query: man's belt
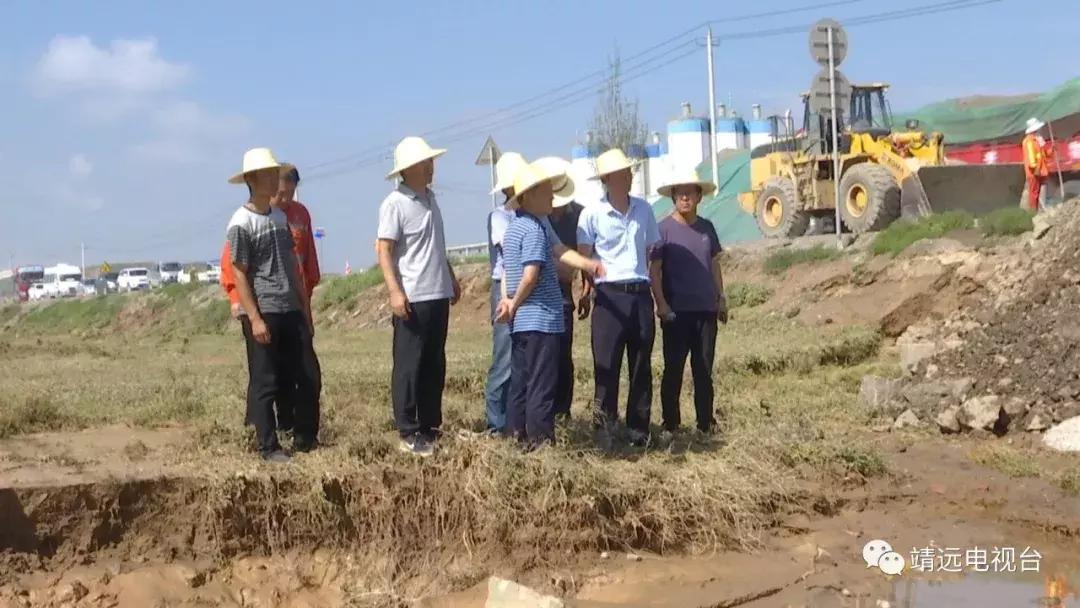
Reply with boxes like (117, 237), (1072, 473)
(598, 280), (650, 294)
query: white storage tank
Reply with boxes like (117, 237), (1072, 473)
(570, 131), (605, 205)
(627, 143), (648, 200)
(667, 102), (709, 176)
(714, 103), (747, 151)
(645, 131), (668, 201)
(746, 104), (774, 154)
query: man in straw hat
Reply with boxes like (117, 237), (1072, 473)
(484, 152), (528, 434)
(225, 147), (318, 463)
(576, 148), (662, 447)
(535, 157), (588, 419)
(496, 160), (603, 448)
(650, 169), (727, 437)
(377, 136), (461, 457)
(221, 163), (322, 437)
(1021, 117), (1055, 211)
(486, 152), (604, 432)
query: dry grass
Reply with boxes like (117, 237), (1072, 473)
(0, 295), (891, 600)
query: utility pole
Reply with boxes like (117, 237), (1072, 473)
(490, 160), (497, 208)
(827, 26), (843, 248)
(80, 242), (86, 278)
(706, 26), (720, 191)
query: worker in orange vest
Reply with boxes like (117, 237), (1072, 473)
(1022, 117), (1054, 211)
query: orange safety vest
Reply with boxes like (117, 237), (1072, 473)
(1022, 134), (1049, 177)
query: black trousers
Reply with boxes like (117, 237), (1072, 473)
(507, 330), (560, 444)
(241, 311), (319, 452)
(555, 299), (575, 417)
(660, 312), (718, 431)
(391, 298), (449, 439)
(590, 283), (655, 433)
(275, 330), (322, 437)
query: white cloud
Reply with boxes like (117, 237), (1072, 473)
(68, 154), (93, 178)
(33, 35), (190, 96)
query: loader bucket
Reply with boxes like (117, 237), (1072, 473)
(899, 163), (1027, 219)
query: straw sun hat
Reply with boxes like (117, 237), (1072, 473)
(657, 167), (717, 198)
(508, 159), (575, 209)
(588, 148), (641, 181)
(490, 152), (528, 194)
(1025, 117), (1046, 134)
(228, 147), (282, 184)
(385, 136), (447, 180)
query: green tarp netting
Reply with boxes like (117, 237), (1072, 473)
(893, 77), (1080, 144)
(652, 150), (763, 244)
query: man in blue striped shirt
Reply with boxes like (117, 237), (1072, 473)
(498, 161), (602, 448)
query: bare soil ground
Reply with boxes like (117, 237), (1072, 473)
(2, 210), (1080, 607)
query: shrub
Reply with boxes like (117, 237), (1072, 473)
(314, 267), (384, 312)
(726, 283), (772, 308)
(871, 211), (975, 256)
(763, 245), (842, 275)
(979, 208), (1034, 237)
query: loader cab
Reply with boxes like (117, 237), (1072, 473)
(848, 83), (894, 137)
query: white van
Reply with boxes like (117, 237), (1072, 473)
(43, 264), (83, 298)
(28, 283), (49, 301)
(118, 267), (151, 292)
(157, 261), (183, 285)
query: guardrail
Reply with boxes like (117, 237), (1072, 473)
(446, 242), (487, 259)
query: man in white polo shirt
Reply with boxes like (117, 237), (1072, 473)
(576, 149), (661, 447)
(376, 136), (461, 457)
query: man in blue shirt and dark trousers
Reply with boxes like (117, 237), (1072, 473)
(484, 153), (528, 433)
(576, 149), (662, 447)
(498, 161), (601, 448)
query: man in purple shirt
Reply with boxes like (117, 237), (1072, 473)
(649, 170), (728, 435)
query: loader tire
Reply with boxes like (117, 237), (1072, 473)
(756, 178), (810, 238)
(838, 163), (900, 234)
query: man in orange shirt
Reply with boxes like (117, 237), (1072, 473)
(221, 163), (322, 437)
(1022, 117), (1054, 211)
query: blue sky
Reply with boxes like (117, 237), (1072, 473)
(1, 0), (1076, 272)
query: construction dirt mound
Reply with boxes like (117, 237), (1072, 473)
(878, 200), (1080, 442)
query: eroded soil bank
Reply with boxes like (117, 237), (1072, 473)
(1, 431), (1077, 608)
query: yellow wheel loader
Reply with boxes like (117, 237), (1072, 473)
(738, 84), (1027, 238)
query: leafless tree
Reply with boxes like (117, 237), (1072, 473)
(589, 49), (647, 153)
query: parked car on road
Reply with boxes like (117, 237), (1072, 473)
(28, 283), (48, 301)
(198, 262), (222, 284)
(101, 272), (119, 293)
(44, 264), (83, 298)
(157, 262), (183, 285)
(81, 279), (98, 296)
(118, 267), (151, 292)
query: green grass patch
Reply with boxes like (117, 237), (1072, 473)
(0, 395), (78, 438)
(19, 296), (125, 332)
(871, 211), (975, 256)
(1058, 468), (1080, 497)
(763, 245), (842, 275)
(970, 445), (1040, 478)
(0, 303), (19, 325)
(726, 282), (772, 308)
(314, 266), (383, 312)
(979, 208), (1034, 237)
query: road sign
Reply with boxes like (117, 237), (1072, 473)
(809, 18), (847, 67)
(314, 227), (326, 240)
(100, 262), (112, 273)
(474, 136), (501, 166)
(808, 68), (851, 117)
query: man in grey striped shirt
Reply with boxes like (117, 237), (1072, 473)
(226, 147), (317, 463)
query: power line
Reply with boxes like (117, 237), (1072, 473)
(304, 0), (874, 174)
(303, 0), (1000, 184)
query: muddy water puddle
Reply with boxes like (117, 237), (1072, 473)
(891, 573), (1079, 607)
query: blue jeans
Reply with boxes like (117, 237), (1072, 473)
(484, 279), (512, 431)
